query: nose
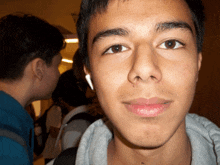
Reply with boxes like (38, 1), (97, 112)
(128, 45), (162, 85)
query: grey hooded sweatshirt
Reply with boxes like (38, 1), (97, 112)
(75, 113), (220, 165)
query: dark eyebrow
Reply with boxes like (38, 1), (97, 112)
(156, 21), (193, 34)
(91, 22), (192, 46)
(92, 28), (129, 45)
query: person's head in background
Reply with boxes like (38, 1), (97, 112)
(76, 0), (204, 164)
(72, 49), (95, 100)
(0, 13), (65, 107)
(51, 69), (88, 115)
(72, 49), (103, 116)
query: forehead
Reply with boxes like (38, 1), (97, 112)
(91, 0), (192, 20)
(88, 0), (194, 42)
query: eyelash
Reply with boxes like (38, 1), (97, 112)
(102, 39), (185, 55)
(103, 44), (128, 55)
(159, 40), (185, 49)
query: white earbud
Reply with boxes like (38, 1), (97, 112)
(85, 74), (94, 90)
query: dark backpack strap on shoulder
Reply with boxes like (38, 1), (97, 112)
(66, 112), (96, 125)
(54, 113), (96, 165)
(54, 147), (78, 165)
(0, 125), (28, 152)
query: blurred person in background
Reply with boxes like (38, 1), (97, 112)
(53, 68), (101, 151)
(72, 49), (103, 116)
(25, 104), (36, 122)
(25, 104), (40, 158)
(47, 68), (101, 165)
(0, 13), (65, 165)
(42, 95), (65, 164)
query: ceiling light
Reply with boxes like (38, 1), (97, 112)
(63, 34), (78, 43)
(65, 38), (79, 43)
(62, 58), (73, 63)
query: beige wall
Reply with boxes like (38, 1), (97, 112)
(32, 100), (41, 117)
(0, 0), (80, 63)
(0, 0), (81, 33)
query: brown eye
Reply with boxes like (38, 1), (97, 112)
(104, 45), (128, 54)
(165, 40), (176, 49)
(111, 45), (122, 53)
(159, 40), (184, 49)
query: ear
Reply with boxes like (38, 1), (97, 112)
(84, 65), (94, 90)
(196, 52), (202, 82)
(83, 65), (91, 76)
(31, 58), (46, 81)
(198, 52), (202, 71)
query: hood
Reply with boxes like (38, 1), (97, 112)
(186, 113), (220, 165)
(76, 113), (220, 165)
(76, 119), (111, 165)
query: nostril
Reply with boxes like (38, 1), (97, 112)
(135, 76), (141, 81)
(150, 75), (156, 79)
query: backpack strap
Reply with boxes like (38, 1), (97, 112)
(66, 112), (96, 125)
(55, 112), (96, 148)
(54, 147), (78, 165)
(0, 125), (28, 153)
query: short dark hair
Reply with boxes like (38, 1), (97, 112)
(72, 49), (88, 93)
(0, 13), (65, 80)
(76, 0), (205, 67)
(52, 69), (88, 107)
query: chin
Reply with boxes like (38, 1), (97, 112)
(134, 140), (166, 150)
(43, 94), (52, 100)
(127, 138), (167, 150)
(36, 92), (52, 100)
(115, 127), (167, 150)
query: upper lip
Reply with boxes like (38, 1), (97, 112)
(124, 97), (171, 105)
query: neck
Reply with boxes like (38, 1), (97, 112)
(108, 122), (192, 165)
(0, 80), (32, 107)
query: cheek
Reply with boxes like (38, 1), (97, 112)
(165, 60), (199, 107)
(166, 58), (198, 88)
(49, 68), (60, 88)
(53, 67), (60, 80)
(56, 70), (60, 81)
(91, 55), (125, 89)
(93, 69), (123, 97)
(91, 60), (127, 111)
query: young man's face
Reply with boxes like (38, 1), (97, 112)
(87, 0), (202, 148)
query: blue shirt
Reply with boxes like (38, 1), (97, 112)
(0, 91), (34, 165)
